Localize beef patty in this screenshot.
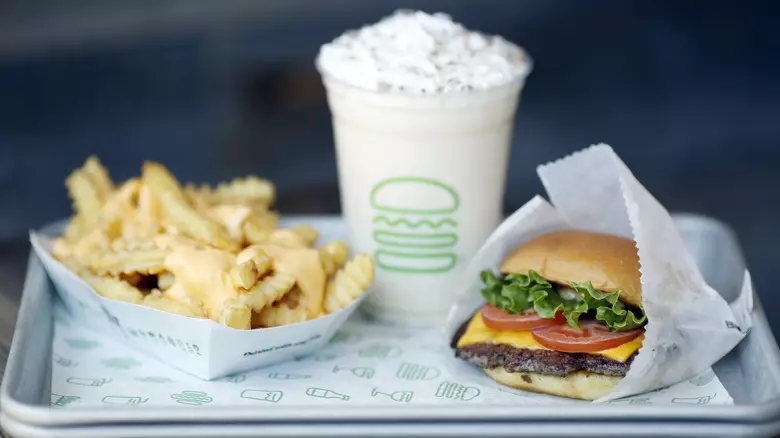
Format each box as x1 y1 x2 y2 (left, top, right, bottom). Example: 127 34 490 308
456 343 634 377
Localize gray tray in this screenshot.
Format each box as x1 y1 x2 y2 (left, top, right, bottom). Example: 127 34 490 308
2 215 780 437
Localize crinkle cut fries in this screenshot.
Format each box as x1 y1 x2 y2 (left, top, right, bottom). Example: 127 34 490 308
52 156 374 330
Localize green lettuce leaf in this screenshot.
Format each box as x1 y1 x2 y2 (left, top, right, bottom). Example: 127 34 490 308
479 270 646 331
568 281 647 330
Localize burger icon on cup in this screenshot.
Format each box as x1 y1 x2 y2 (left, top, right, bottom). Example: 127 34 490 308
370 177 460 274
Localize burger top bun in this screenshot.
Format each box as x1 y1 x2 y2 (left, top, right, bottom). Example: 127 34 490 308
499 230 642 307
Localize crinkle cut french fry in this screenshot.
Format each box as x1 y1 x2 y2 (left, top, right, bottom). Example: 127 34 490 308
240 271 296 311
319 240 349 276
215 176 275 206
142 162 234 250
100 178 139 221
184 177 275 210
230 259 259 290
65 170 104 228
238 210 279 244
81 274 144 304
242 221 271 245
255 229 312 248
67 224 117 265
137 182 162 222
253 303 307 328
291 225 318 246
120 219 163 242
218 297 252 329
87 246 167 276
143 290 205 318
323 253 375 314
62 215 89 243
250 250 274 277
183 185 213 213
243 227 310 247
207 204 252 242
52 239 73 261
249 209 279 230
82 155 115 201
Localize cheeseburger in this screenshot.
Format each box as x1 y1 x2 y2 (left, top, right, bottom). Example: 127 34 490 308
453 230 647 400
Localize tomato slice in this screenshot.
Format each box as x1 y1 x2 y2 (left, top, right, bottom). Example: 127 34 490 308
480 304 567 331
531 320 643 353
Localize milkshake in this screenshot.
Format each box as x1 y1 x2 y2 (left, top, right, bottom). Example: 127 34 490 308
316 10 532 325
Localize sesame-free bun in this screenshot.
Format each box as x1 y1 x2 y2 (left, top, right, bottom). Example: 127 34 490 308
484 367 620 401
499 231 642 307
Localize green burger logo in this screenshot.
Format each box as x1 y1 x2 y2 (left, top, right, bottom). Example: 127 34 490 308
370 177 460 274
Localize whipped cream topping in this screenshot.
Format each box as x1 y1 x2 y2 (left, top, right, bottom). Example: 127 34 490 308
316 10 531 94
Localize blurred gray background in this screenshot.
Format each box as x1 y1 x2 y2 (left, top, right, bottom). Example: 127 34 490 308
0 0 778 333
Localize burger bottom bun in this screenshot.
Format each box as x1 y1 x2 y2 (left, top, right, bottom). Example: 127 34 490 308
484 367 621 401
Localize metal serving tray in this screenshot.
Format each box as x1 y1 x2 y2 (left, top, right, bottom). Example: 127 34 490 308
2 215 780 438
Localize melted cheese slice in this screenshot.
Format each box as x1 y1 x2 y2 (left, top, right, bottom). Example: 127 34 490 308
457 311 643 363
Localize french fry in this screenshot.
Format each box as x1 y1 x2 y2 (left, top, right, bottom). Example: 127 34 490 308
249 249 274 277
183 184 213 212
218 297 252 330
62 215 89 243
52 239 73 261
239 209 279 245
120 218 163 242
143 289 205 318
244 228 310 248
291 224 319 246
137 182 162 222
100 178 139 221
80 273 144 304
253 303 307 328
207 204 252 242
82 155 115 201
242 221 271 245
323 253 375 314
163 278 203 307
240 271 296 312
142 162 234 250
269 229 310 248
249 209 279 230
67 222 117 266
230 259 259 290
215 175 275 207
86 239 167 276
65 170 104 228
87 250 167 276
238 244 325 316
318 240 349 276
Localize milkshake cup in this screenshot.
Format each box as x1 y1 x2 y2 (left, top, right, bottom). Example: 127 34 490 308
316 10 531 325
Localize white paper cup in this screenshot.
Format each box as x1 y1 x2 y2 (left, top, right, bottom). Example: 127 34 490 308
320 74 530 326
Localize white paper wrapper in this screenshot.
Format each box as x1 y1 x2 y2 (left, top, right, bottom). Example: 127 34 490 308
444 144 753 402
30 222 370 380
